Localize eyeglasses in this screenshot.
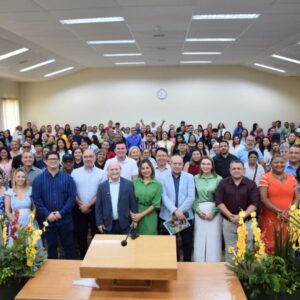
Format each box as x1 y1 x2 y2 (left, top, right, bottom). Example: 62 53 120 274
47 158 59 161
22 146 31 149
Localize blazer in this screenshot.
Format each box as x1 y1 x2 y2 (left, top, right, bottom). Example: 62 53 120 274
95 177 137 232
159 171 195 221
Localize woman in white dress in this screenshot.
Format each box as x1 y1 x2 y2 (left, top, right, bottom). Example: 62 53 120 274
193 157 222 262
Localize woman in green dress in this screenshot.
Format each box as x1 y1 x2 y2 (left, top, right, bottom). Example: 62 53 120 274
193 157 222 262
131 159 162 235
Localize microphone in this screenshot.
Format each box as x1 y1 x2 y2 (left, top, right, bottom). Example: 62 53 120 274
121 227 133 247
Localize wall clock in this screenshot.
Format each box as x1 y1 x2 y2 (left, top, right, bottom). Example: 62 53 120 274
156 88 168 100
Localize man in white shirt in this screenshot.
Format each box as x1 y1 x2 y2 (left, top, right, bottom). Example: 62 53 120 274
96 162 137 234
71 149 106 258
104 142 138 180
154 147 171 183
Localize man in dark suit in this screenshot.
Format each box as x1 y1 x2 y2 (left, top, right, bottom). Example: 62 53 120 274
96 162 137 234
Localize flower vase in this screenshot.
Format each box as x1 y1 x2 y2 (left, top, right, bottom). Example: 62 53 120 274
0 282 26 300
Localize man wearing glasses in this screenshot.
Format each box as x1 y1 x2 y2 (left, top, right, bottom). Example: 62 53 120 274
32 151 76 259
11 142 32 173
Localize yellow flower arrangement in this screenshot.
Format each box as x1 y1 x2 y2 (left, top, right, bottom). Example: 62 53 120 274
2 220 8 246
25 213 44 268
288 204 300 251
250 211 266 261
228 210 248 264
0 210 48 285
228 207 300 299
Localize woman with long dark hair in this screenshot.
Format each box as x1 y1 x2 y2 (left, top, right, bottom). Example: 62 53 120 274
196 140 208 157
131 159 162 235
3 130 12 150
56 138 70 163
184 149 202 176
193 157 222 262
0 147 12 184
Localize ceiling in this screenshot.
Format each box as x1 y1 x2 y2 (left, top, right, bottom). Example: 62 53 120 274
0 0 300 81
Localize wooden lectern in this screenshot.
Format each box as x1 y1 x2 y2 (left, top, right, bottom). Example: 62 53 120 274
80 234 177 289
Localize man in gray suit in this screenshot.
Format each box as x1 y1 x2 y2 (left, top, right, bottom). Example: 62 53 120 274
160 155 195 261
96 162 137 234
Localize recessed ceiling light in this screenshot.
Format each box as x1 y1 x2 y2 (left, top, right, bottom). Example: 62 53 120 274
0 48 28 61
60 17 124 25
182 52 221 55
272 54 300 65
19 59 56 72
87 40 135 45
186 38 235 42
192 14 260 20
44 67 74 78
180 61 212 64
114 62 146 65
103 53 142 57
254 63 286 73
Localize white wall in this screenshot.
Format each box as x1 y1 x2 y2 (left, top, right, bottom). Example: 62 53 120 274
20 66 300 132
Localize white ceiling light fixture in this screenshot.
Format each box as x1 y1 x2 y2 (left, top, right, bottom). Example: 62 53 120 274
87 40 135 45
103 53 142 57
186 38 235 42
254 63 286 73
192 14 260 20
19 59 56 72
0 48 29 61
272 54 300 65
180 61 212 64
114 62 145 65
44 67 74 78
60 17 124 25
182 52 221 55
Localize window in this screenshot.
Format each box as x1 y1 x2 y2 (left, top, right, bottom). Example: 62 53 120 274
1 98 20 131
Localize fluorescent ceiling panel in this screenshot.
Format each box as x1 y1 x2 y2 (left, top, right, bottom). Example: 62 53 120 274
182 52 221 55
103 53 142 57
254 63 286 73
180 61 212 64
60 17 124 24
20 59 55 72
272 54 300 65
0 48 28 61
114 62 145 65
192 14 260 20
186 38 235 42
44 67 74 77
87 40 135 45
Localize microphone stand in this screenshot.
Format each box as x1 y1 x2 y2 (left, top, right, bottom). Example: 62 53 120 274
121 227 133 247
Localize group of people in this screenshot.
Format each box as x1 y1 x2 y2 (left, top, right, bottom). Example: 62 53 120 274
0 119 299 262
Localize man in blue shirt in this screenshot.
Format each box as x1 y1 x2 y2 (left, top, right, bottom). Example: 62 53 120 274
285 145 300 176
237 135 263 164
126 127 141 149
32 151 76 259
233 121 244 138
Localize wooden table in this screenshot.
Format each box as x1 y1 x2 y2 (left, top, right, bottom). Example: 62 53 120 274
80 235 177 281
16 260 246 300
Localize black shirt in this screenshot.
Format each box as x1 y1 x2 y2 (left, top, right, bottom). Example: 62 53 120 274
213 153 237 178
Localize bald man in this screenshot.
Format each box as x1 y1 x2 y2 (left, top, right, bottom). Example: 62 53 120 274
96 162 137 235
160 155 195 262
71 149 106 258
